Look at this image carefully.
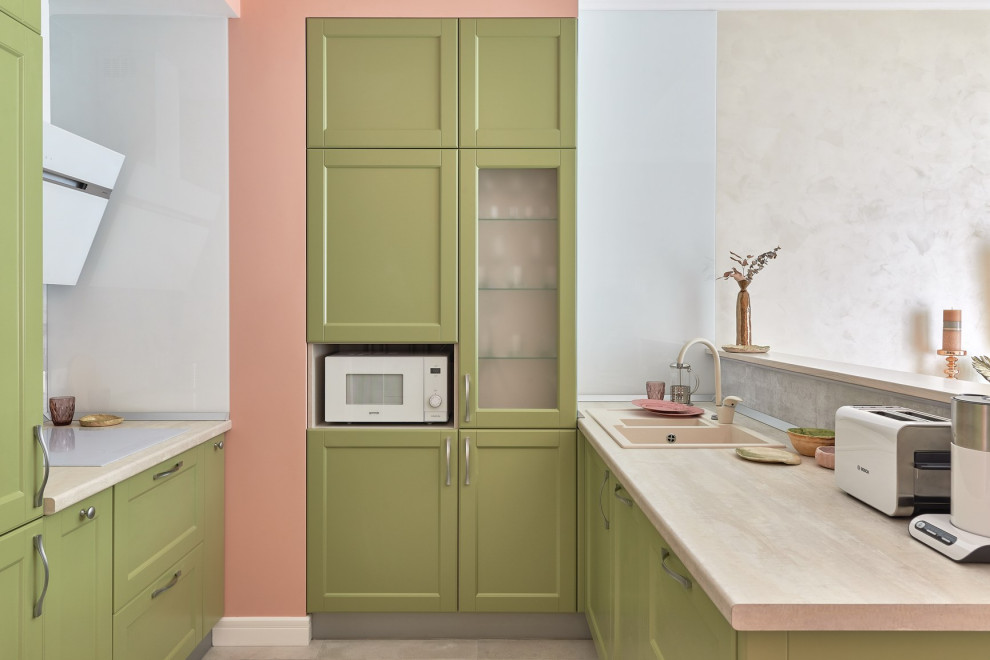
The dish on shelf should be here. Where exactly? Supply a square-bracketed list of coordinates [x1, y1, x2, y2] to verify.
[722, 344, 770, 354]
[79, 414, 124, 427]
[631, 399, 705, 417]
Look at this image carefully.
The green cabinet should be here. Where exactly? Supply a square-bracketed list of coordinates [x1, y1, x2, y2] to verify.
[459, 19, 576, 148]
[306, 18, 457, 148]
[0, 0, 40, 32]
[306, 148, 458, 343]
[203, 435, 225, 633]
[611, 480, 649, 660]
[458, 429, 576, 612]
[458, 149, 576, 429]
[584, 439, 613, 660]
[0, 7, 42, 539]
[307, 429, 458, 612]
[113, 446, 205, 609]
[0, 518, 43, 660]
[112, 545, 203, 660]
[43, 490, 113, 660]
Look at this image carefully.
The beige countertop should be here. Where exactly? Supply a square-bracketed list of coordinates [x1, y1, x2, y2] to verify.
[43, 419, 231, 515]
[579, 402, 990, 632]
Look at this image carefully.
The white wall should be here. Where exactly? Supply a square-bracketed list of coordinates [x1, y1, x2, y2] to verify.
[47, 15, 229, 415]
[716, 11, 990, 381]
[577, 10, 718, 397]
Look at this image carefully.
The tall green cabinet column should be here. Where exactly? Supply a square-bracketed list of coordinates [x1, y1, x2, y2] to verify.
[0, 5, 42, 539]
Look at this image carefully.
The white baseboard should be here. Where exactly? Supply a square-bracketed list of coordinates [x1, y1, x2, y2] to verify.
[211, 616, 312, 646]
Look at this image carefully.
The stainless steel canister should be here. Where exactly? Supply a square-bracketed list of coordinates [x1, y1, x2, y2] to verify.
[950, 394, 990, 536]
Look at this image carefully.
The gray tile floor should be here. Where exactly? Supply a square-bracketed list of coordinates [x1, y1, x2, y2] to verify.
[203, 639, 598, 660]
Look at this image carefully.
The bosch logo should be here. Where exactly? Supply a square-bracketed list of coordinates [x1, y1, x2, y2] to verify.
[857, 465, 870, 474]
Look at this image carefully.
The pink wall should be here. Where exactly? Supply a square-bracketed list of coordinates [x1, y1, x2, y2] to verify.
[228, 0, 577, 617]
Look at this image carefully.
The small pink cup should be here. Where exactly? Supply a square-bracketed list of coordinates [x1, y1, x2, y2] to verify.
[646, 381, 666, 400]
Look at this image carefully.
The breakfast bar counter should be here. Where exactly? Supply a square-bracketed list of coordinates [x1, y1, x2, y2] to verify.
[579, 403, 990, 632]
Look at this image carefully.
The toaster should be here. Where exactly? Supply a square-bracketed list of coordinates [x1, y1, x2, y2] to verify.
[835, 406, 951, 517]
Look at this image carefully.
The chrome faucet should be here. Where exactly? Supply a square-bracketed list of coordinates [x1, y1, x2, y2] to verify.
[675, 338, 742, 424]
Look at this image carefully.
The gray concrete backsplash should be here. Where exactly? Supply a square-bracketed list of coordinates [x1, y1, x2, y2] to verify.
[722, 360, 952, 430]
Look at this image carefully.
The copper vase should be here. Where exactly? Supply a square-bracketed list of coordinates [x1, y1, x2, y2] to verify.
[735, 280, 752, 346]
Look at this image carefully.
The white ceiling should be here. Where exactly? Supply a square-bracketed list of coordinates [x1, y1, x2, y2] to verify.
[581, 0, 990, 9]
[49, 0, 237, 17]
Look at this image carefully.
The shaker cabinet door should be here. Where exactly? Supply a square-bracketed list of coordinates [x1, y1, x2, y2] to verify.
[307, 149, 457, 343]
[307, 18, 457, 148]
[306, 429, 458, 612]
[459, 18, 576, 149]
[0, 9, 42, 537]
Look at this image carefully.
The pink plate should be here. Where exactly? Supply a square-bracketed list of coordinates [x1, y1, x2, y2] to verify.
[631, 399, 705, 417]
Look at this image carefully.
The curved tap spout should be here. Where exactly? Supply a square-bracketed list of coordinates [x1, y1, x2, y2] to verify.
[676, 338, 740, 424]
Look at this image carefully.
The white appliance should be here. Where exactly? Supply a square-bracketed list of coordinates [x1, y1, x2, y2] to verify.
[42, 123, 125, 285]
[912, 394, 990, 562]
[325, 354, 449, 423]
[835, 405, 951, 517]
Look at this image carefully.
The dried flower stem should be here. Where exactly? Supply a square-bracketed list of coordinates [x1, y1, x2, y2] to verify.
[720, 246, 781, 282]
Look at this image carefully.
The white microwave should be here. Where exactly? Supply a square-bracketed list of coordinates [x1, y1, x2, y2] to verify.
[324, 354, 449, 423]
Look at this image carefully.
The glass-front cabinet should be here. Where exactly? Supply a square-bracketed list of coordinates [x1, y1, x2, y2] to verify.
[459, 149, 575, 429]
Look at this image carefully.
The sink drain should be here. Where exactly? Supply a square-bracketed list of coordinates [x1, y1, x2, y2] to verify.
[666, 434, 677, 443]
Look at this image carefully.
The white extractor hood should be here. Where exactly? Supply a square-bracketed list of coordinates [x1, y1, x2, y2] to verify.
[42, 123, 125, 285]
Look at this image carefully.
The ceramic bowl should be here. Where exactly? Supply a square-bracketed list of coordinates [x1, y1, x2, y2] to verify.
[815, 445, 835, 469]
[786, 427, 836, 457]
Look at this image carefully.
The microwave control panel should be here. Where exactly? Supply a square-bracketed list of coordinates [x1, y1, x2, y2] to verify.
[424, 355, 448, 422]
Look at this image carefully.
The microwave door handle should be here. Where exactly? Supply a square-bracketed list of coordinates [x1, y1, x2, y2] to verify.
[464, 374, 471, 423]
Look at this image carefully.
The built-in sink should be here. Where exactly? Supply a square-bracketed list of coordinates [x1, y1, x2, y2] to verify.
[586, 408, 783, 449]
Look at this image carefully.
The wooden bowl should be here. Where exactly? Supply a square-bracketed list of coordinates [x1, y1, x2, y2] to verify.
[79, 414, 123, 427]
[786, 427, 835, 457]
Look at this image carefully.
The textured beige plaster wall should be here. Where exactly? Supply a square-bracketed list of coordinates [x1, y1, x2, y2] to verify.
[716, 11, 990, 381]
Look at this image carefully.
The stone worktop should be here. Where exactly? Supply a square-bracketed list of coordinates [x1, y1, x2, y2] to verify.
[579, 402, 990, 632]
[43, 419, 231, 515]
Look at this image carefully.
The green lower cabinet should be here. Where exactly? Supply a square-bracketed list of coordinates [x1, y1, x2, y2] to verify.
[203, 435, 225, 633]
[611, 481, 649, 659]
[43, 490, 112, 660]
[113, 445, 205, 609]
[307, 429, 458, 612]
[584, 438, 613, 660]
[112, 545, 203, 660]
[0, 518, 43, 660]
[646, 528, 735, 660]
[458, 429, 576, 612]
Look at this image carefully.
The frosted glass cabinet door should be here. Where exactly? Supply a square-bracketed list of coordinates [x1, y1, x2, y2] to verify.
[459, 150, 575, 429]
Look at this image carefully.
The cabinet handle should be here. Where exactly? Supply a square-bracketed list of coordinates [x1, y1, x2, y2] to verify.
[33, 535, 49, 618]
[34, 425, 49, 508]
[153, 460, 184, 481]
[464, 374, 472, 423]
[614, 484, 633, 507]
[661, 548, 692, 590]
[464, 437, 471, 486]
[79, 506, 96, 520]
[598, 469, 611, 530]
[214, 439, 224, 450]
[151, 570, 182, 599]
[445, 437, 451, 487]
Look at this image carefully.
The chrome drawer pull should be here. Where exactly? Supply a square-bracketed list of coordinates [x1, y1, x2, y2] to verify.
[33, 535, 49, 617]
[214, 439, 224, 450]
[80, 506, 96, 520]
[34, 425, 49, 508]
[151, 570, 182, 599]
[598, 469, 610, 530]
[445, 437, 452, 487]
[464, 374, 472, 423]
[614, 484, 633, 507]
[153, 460, 184, 480]
[661, 548, 692, 590]
[464, 437, 471, 486]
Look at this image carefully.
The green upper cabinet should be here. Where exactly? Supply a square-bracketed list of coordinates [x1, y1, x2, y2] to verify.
[43, 490, 113, 660]
[0, 0, 40, 33]
[307, 429, 458, 613]
[306, 18, 458, 148]
[458, 429, 576, 612]
[0, 518, 43, 660]
[458, 149, 575, 429]
[0, 9, 42, 538]
[459, 19, 576, 149]
[306, 148, 458, 343]
[203, 435, 225, 634]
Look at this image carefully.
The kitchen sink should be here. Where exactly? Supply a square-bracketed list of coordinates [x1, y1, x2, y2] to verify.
[586, 408, 783, 449]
